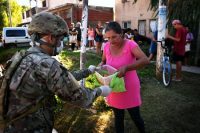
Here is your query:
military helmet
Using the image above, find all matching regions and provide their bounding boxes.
[28,12,68,36]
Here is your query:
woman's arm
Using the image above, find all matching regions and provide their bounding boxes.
[95,28,102,36]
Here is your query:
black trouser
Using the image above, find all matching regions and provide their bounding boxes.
[112,106,145,133]
[71,43,76,51]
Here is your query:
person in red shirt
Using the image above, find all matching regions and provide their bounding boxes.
[167,20,187,81]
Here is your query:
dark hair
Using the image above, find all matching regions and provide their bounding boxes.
[133,29,138,32]
[105,21,122,34]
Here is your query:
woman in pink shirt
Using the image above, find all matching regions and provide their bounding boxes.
[99,22,149,133]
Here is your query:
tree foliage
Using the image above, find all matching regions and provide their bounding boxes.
[10,0,23,26]
[0,0,8,31]
[150,0,199,34]
[134,0,200,34]
[0,0,23,32]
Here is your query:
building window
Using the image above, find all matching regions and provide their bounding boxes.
[31,8,36,15]
[138,20,146,36]
[26,10,30,18]
[122,21,131,29]
[149,19,157,32]
[22,13,25,19]
[42,0,46,7]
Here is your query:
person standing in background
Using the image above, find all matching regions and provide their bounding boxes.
[101,22,109,53]
[184,27,194,66]
[76,22,82,49]
[167,20,187,81]
[94,21,103,55]
[124,28,133,40]
[88,24,95,49]
[132,29,142,44]
[69,23,77,51]
[148,30,158,61]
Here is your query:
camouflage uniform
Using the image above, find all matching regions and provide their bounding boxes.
[4,46,101,133]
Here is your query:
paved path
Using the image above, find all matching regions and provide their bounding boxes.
[87,48,200,74]
[172,64,200,74]
[67,47,200,75]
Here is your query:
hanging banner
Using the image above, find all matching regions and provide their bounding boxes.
[81,0,88,53]
[157,6,167,41]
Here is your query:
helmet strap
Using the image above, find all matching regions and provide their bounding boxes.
[38,39,58,56]
[32,33,57,56]
[30,33,40,46]
[38,39,55,48]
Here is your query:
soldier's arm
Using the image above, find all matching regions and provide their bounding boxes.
[47,62,101,108]
[71,69,92,81]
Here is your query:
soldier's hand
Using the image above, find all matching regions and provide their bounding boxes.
[99,85,111,97]
[88,65,96,74]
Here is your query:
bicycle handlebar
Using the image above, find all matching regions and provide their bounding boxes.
[155,40,166,49]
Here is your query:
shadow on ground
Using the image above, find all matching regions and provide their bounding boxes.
[54,68,200,133]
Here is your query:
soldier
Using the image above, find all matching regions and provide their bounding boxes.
[3,12,111,133]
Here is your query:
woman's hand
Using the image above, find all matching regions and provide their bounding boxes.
[98,61,104,67]
[117,66,127,78]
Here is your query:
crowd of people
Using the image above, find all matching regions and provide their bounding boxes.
[67,21,109,55]
[0,11,194,133]
[122,19,193,82]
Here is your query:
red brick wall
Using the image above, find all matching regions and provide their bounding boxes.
[50,5,113,27]
[73,7,113,25]
[73,7,82,22]
[88,9,113,23]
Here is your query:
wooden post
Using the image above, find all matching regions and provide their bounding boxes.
[156,0,167,79]
[80,0,88,87]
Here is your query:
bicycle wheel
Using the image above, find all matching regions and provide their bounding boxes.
[162,59,171,87]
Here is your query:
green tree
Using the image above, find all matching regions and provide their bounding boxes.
[0,0,22,32]
[148,0,200,33]
[134,0,200,65]
[0,0,8,31]
[10,0,23,27]
[159,0,200,65]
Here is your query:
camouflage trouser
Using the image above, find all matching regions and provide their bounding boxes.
[4,110,54,133]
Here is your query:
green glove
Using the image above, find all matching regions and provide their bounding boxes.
[109,72,126,92]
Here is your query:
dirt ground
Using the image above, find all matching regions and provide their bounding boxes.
[54,68,200,133]
[1,48,199,133]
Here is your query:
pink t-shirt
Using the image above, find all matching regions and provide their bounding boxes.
[88,29,94,37]
[104,39,142,109]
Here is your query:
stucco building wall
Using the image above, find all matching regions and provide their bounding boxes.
[115,0,156,35]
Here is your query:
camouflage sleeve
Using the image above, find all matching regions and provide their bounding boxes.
[47,61,101,108]
[71,69,92,81]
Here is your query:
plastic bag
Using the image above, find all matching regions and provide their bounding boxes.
[69,35,77,43]
[95,65,117,85]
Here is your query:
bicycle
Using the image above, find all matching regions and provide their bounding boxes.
[156,40,172,87]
